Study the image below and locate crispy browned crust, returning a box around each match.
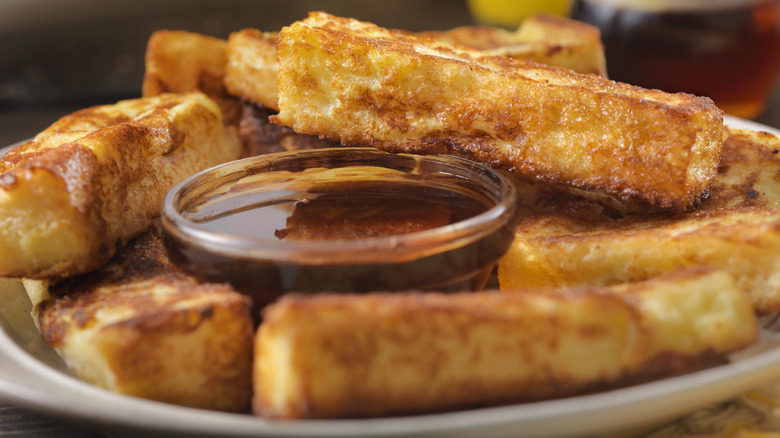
[40,228,186,327]
[272,12,723,210]
[35,229,254,413]
[0,93,241,278]
[254,269,756,419]
[142,30,241,125]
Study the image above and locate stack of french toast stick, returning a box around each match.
[1,11,774,420]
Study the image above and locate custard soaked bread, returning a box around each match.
[254,269,756,419]
[273,12,723,210]
[499,127,780,313]
[26,229,254,413]
[0,93,241,278]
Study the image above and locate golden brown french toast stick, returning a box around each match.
[30,229,254,413]
[142,30,240,124]
[273,12,724,210]
[254,269,756,419]
[500,206,780,314]
[0,93,241,278]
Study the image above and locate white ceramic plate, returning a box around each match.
[0,116,778,438]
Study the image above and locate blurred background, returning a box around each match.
[0,0,476,145]
[1,0,779,146]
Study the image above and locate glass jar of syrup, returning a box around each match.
[570,0,780,119]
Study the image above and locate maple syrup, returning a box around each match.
[571,0,780,118]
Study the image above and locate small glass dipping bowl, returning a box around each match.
[161,147,517,308]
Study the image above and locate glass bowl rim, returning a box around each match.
[161,147,517,264]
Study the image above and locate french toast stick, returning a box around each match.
[508,126,780,225]
[704,127,780,211]
[142,30,241,125]
[500,206,780,314]
[254,269,756,419]
[419,13,607,76]
[224,28,280,111]
[225,15,606,113]
[0,92,241,279]
[272,12,723,210]
[26,229,254,413]
[499,127,780,313]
